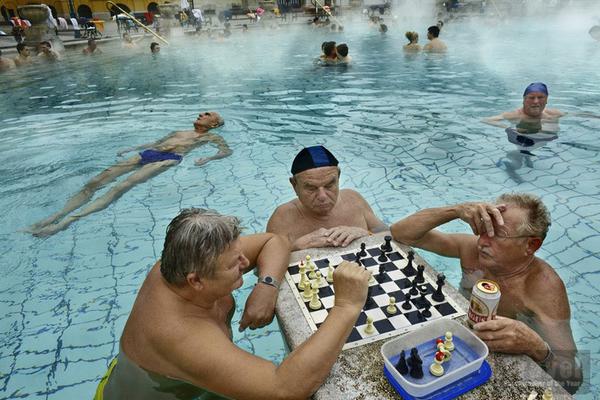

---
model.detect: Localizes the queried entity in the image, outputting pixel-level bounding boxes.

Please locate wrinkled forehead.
[524,92,547,100]
[295,166,339,185]
[492,205,527,233]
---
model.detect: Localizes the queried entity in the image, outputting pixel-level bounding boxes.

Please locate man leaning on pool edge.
[267,145,388,251]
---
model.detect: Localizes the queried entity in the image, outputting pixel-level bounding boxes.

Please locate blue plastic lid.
[383,360,492,400]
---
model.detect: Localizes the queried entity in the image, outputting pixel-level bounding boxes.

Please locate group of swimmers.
[319,40,351,64]
[0,41,60,70]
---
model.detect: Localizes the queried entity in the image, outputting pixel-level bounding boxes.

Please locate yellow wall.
[5,0,159,19]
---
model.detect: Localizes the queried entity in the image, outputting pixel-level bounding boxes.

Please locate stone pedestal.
[18,5,63,51]
[157,3,180,36]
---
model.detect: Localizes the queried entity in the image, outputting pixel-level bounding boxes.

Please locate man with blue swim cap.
[26,111,231,236]
[267,145,387,250]
[483,82,565,133]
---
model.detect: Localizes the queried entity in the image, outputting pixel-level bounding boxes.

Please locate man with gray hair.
[96,208,371,399]
[390,193,581,393]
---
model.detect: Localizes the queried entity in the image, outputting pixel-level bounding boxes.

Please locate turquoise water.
[1,15,599,399]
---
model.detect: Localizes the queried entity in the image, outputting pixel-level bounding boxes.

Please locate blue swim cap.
[523,82,548,97]
[291,145,339,175]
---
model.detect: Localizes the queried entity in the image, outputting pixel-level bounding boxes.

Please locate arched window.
[77,4,93,18]
[110,3,131,16]
[147,2,159,13]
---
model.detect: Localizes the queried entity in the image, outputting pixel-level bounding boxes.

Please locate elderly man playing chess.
[95,208,371,399]
[390,193,582,393]
[267,145,388,251]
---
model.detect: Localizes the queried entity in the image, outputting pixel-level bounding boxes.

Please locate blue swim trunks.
[139,149,183,165]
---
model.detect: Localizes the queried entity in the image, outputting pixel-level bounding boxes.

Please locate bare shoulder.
[340,188,368,203]
[502,109,522,120]
[545,108,565,118]
[526,258,570,317]
[266,200,301,233]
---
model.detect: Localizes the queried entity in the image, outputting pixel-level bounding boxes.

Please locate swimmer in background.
[336,43,351,63]
[25,112,232,237]
[423,25,447,53]
[403,31,421,52]
[150,42,160,54]
[379,23,388,34]
[319,41,337,64]
[122,32,142,49]
[0,49,15,71]
[82,39,103,55]
[13,43,32,67]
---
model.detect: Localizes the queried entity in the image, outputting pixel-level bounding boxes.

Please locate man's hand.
[473,316,546,359]
[325,226,369,247]
[456,202,506,237]
[238,282,278,332]
[332,261,371,311]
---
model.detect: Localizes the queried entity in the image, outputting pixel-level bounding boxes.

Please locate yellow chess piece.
[429,351,445,377]
[364,316,375,334]
[386,297,397,314]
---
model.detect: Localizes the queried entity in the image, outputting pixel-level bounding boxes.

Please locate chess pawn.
[326,263,334,283]
[386,297,397,315]
[444,331,454,351]
[302,278,313,301]
[298,266,307,290]
[429,351,445,377]
[364,316,375,334]
[309,282,322,310]
[542,389,553,400]
[315,269,323,283]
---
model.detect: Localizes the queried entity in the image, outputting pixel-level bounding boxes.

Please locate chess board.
[285,242,466,350]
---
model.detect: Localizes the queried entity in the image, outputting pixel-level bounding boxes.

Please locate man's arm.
[195,135,232,166]
[390,202,505,258]
[473,273,581,393]
[482,112,513,129]
[166,261,370,400]
[238,233,290,331]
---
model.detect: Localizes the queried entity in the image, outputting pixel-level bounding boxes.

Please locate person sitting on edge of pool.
[25,111,232,237]
[267,145,388,251]
[423,25,447,53]
[390,193,582,394]
[94,208,371,400]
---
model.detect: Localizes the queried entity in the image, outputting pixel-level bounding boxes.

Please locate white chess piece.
[429,352,445,377]
[542,388,553,400]
[307,255,317,279]
[302,278,313,301]
[298,265,307,290]
[309,282,322,310]
[326,263,334,283]
[444,331,454,351]
[364,316,375,334]
[386,297,397,315]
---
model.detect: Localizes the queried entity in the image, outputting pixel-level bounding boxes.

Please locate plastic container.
[380,318,489,398]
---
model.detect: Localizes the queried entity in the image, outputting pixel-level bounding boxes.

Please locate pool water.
[1,14,599,399]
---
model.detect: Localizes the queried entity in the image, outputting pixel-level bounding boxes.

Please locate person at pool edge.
[26,112,231,237]
[94,208,371,400]
[267,145,388,251]
[390,193,582,393]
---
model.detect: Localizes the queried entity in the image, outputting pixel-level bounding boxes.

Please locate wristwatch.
[258,276,280,289]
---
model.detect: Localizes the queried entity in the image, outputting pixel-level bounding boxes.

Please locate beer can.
[467,279,501,328]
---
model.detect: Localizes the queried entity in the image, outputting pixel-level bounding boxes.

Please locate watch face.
[264,277,273,284]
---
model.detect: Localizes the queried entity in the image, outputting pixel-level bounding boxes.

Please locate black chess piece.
[406,250,414,268]
[358,242,367,257]
[378,264,385,276]
[380,235,393,253]
[395,350,409,375]
[355,252,362,266]
[364,285,373,307]
[421,304,432,318]
[431,273,446,302]
[409,348,423,379]
[378,252,388,263]
[409,278,419,296]
[402,293,412,310]
[415,264,425,283]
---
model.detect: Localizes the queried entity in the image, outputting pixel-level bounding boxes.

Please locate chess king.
[95,208,371,400]
[267,145,388,250]
[390,193,582,394]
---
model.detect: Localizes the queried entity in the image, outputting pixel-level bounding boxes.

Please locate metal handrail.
[106,0,169,45]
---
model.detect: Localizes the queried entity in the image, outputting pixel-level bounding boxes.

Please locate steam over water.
[1,5,600,398]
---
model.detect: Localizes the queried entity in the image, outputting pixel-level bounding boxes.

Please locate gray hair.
[496,193,551,239]
[160,208,241,284]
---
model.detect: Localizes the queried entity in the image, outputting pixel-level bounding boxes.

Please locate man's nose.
[316,187,328,199]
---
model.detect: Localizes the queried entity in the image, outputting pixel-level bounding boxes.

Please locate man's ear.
[526,237,543,255]
[289,176,297,189]
[186,271,204,290]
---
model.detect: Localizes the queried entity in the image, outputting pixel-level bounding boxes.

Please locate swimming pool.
[1,13,599,399]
